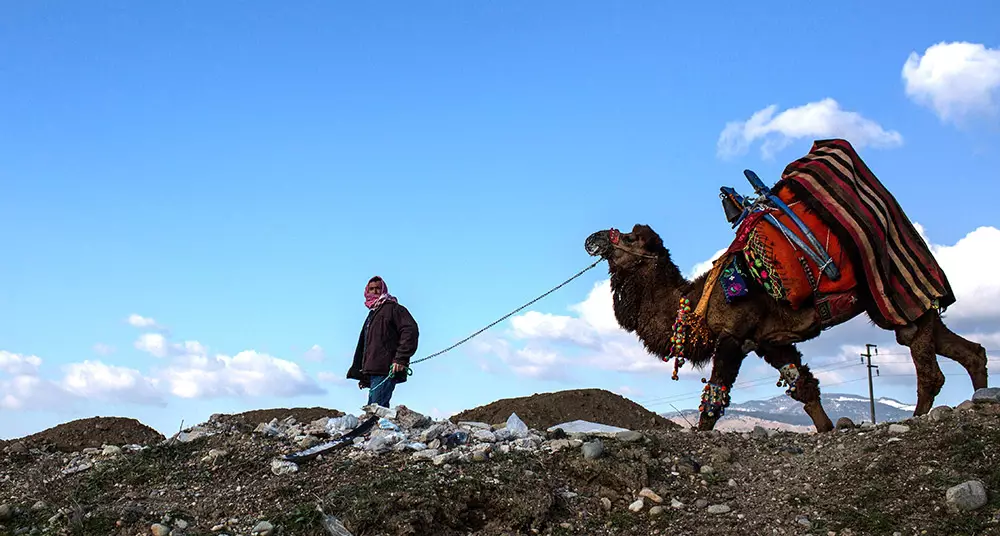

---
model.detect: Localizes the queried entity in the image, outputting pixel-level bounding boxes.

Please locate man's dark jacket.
[346,301,419,387]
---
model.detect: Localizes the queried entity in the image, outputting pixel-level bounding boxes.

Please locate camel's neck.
[609,256,710,361]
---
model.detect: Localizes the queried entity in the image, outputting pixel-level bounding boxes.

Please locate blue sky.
[2,2,1000,439]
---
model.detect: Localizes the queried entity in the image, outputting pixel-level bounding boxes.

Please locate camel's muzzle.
[585,230,611,257]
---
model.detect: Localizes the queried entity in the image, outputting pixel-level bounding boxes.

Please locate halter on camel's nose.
[585,230,615,256]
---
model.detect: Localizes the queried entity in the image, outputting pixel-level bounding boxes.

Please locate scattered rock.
[710,446,733,465]
[458,421,491,431]
[929,406,953,421]
[251,520,275,535]
[201,449,228,464]
[836,417,856,430]
[150,524,170,536]
[270,459,299,476]
[700,465,715,475]
[888,424,910,434]
[972,387,1000,404]
[473,430,497,443]
[615,430,644,443]
[649,505,665,516]
[957,400,976,411]
[600,497,612,511]
[639,488,663,503]
[0,503,12,521]
[695,499,710,509]
[707,504,731,514]
[677,456,701,476]
[628,498,644,512]
[671,499,684,509]
[946,480,988,512]
[582,439,605,460]
[411,449,440,461]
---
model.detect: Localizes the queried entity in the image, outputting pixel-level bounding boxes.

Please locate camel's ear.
[631,224,663,251]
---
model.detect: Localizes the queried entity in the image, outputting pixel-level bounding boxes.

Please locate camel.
[583,223,989,432]
[582,140,994,435]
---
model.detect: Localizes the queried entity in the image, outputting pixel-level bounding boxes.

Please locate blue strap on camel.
[720,169,841,283]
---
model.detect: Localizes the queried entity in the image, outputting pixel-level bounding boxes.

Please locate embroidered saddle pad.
[731,182,859,311]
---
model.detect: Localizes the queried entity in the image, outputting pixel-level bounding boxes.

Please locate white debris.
[546,420,630,436]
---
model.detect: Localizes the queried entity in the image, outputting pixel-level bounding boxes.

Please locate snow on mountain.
[877,397,917,411]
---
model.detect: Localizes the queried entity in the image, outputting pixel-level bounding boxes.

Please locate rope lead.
[367,259,602,391]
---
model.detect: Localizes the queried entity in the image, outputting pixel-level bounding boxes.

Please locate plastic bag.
[377,418,401,431]
[364,431,405,453]
[326,414,360,434]
[443,431,469,448]
[321,514,354,536]
[506,412,529,439]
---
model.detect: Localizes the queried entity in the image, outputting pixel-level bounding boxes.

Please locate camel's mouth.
[585,230,611,257]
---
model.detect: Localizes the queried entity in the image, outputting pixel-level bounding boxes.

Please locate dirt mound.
[210,407,344,432]
[450,388,679,431]
[15,417,165,452]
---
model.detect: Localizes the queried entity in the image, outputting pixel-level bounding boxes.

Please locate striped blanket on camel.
[774,138,955,329]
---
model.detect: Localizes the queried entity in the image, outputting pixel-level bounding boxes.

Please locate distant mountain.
[661,392,916,432]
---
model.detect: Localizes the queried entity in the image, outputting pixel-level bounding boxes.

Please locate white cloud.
[160,350,325,399]
[509,311,598,347]
[902,41,1000,124]
[471,337,573,381]
[614,385,644,399]
[429,407,458,420]
[60,360,164,406]
[0,375,66,410]
[304,344,326,362]
[717,98,903,160]
[0,351,43,375]
[92,343,116,356]
[925,226,1000,322]
[134,333,208,360]
[687,248,727,280]
[127,314,162,329]
[317,371,352,387]
[135,333,171,358]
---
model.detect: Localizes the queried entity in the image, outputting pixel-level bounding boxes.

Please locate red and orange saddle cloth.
[720,181,861,327]
[717,138,956,330]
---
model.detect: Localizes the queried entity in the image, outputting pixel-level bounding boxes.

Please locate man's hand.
[358,380,365,389]
[390,362,407,375]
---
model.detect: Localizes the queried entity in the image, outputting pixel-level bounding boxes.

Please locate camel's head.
[585,224,664,271]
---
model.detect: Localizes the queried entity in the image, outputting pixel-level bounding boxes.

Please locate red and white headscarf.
[364,276,398,310]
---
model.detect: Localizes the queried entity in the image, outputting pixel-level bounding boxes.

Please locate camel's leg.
[932,314,989,391]
[696,339,747,431]
[895,313,944,416]
[759,343,834,432]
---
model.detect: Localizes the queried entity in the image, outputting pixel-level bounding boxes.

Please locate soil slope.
[450,388,680,431]
[4,416,165,453]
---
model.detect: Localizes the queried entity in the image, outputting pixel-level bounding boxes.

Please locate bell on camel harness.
[720,169,841,283]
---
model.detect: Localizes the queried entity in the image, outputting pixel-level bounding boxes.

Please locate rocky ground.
[2,388,999,536]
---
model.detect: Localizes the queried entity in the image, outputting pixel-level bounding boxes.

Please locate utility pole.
[861,344,879,424]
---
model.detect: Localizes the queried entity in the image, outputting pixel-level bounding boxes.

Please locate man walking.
[346,276,419,408]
